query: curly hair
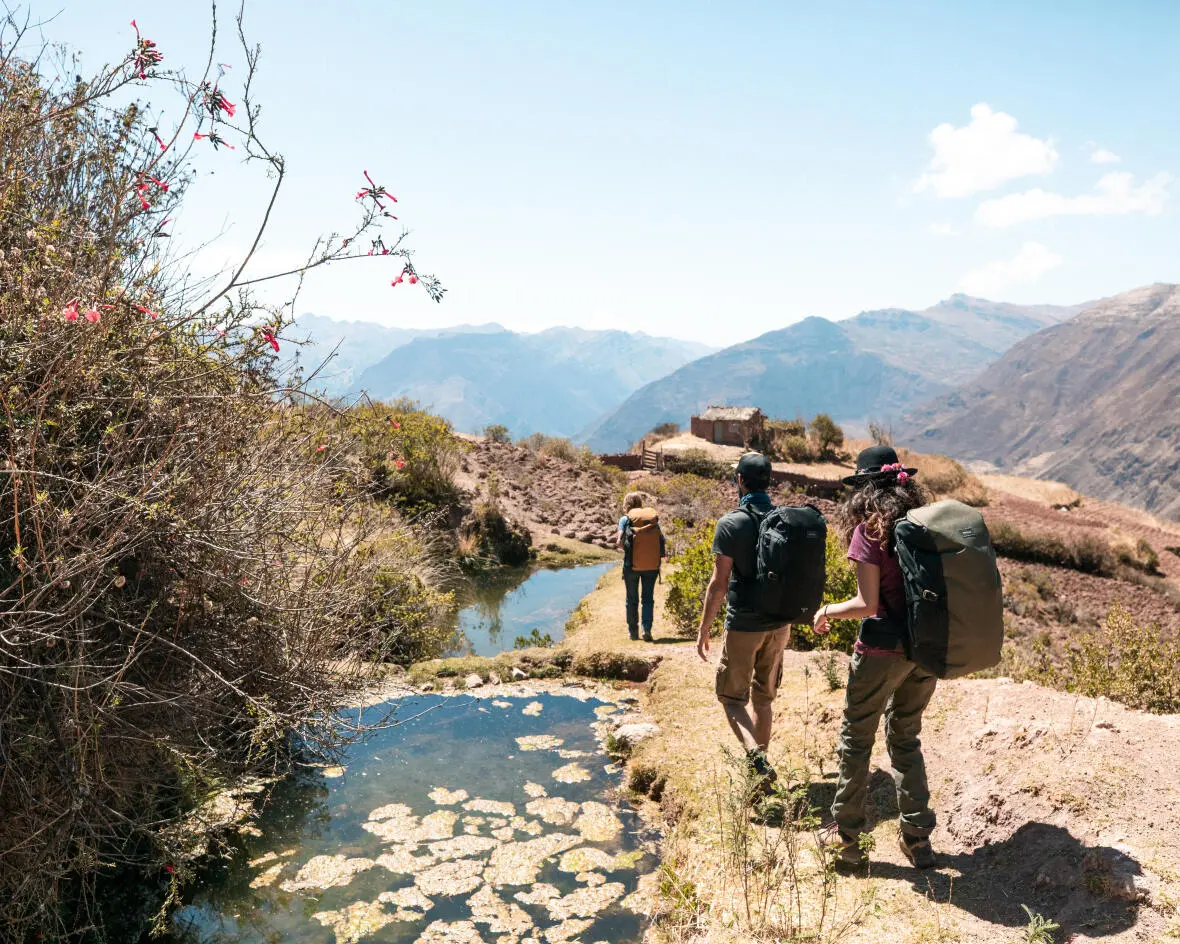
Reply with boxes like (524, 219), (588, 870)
(623, 491), (653, 512)
(836, 476), (928, 551)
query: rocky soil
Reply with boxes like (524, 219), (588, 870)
(455, 438), (624, 550)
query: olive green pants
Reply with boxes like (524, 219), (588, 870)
(832, 650), (938, 839)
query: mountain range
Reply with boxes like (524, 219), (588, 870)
(351, 327), (714, 439)
(898, 284), (1180, 520)
(283, 314), (506, 394)
(581, 295), (1084, 453)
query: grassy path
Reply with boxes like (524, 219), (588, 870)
(561, 565), (1180, 944)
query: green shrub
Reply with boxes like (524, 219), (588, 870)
(1063, 605), (1180, 713)
(791, 530), (860, 652)
(346, 400), (464, 516)
(665, 523), (859, 647)
(514, 628), (554, 649)
(808, 413), (844, 459)
(463, 499), (533, 567)
(484, 423), (511, 444)
(362, 564), (456, 664)
(989, 521), (1128, 576)
(665, 523), (725, 637)
(777, 434), (815, 462)
(665, 448), (734, 481)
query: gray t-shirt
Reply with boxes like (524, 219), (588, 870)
(712, 504), (785, 633)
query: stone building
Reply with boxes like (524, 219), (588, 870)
(689, 406), (765, 447)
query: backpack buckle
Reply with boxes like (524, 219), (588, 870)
(922, 589), (939, 602)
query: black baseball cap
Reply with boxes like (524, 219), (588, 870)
(735, 451), (772, 488)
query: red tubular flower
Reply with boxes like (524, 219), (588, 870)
(164, 864), (176, 875)
(408, 275), (418, 285)
(261, 328), (280, 352)
(316, 444), (327, 453)
(135, 303), (160, 320)
(395, 459), (406, 470)
(83, 308), (101, 324)
(62, 301), (80, 322)
(130, 20), (163, 79)
(391, 267), (406, 288)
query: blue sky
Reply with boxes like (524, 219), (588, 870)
(39, 0), (1180, 344)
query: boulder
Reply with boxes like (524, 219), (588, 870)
(610, 722), (660, 754)
(488, 672), (502, 685)
(464, 674), (485, 689)
(511, 667), (528, 681)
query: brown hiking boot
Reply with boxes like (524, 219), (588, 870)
(818, 824), (865, 867)
(898, 832), (937, 869)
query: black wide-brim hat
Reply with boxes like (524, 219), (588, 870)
(842, 444), (918, 487)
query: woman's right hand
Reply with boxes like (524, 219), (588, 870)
(812, 605), (831, 636)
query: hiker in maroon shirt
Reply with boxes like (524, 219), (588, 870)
(812, 445), (939, 870)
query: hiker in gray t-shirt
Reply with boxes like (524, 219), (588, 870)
(696, 452), (791, 795)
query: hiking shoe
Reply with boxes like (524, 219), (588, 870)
(628, 630), (639, 641)
(642, 631), (654, 642)
(746, 748), (779, 799)
(818, 824), (865, 867)
(898, 832), (937, 869)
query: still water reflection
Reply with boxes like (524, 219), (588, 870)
(167, 691), (658, 944)
(445, 562), (617, 658)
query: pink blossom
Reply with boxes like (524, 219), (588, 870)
(83, 308), (101, 324)
(135, 303), (160, 320)
(62, 301), (80, 322)
(395, 459), (406, 470)
(408, 275), (418, 285)
(316, 444), (327, 453)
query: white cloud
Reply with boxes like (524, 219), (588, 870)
(1089, 146), (1121, 165)
(959, 242), (1063, 297)
(928, 222), (959, 237)
(975, 171), (1171, 228)
(914, 103), (1059, 198)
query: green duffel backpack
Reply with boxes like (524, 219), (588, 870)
(893, 500), (1004, 679)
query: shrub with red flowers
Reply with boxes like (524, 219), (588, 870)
(0, 10), (449, 939)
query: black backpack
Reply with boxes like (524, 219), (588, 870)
(742, 504), (828, 623)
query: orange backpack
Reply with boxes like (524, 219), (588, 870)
(626, 507), (662, 572)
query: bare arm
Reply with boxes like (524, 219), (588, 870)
(813, 560), (880, 634)
(697, 554), (733, 661)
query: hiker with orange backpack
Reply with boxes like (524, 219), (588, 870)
(617, 492), (666, 641)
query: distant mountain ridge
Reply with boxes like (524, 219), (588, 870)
(897, 283), (1180, 520)
(582, 295), (1084, 452)
(283, 314), (506, 394)
(350, 326), (714, 439)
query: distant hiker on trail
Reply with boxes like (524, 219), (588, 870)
(696, 452), (827, 797)
(617, 492), (666, 642)
(813, 444), (939, 869)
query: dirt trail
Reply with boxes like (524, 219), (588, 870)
(562, 567), (1180, 943)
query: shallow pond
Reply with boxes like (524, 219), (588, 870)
(166, 691), (658, 944)
(445, 562), (617, 658)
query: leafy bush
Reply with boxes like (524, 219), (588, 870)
(630, 474), (731, 541)
(665, 523), (724, 636)
(651, 421), (681, 437)
(343, 401), (464, 516)
(1063, 605), (1180, 712)
(867, 421), (893, 446)
(665, 448), (734, 481)
(791, 530), (860, 651)
(515, 628), (555, 649)
(808, 413), (844, 459)
(484, 423), (511, 444)
(462, 498), (533, 567)
(665, 524), (859, 647)
(988, 521), (1136, 577)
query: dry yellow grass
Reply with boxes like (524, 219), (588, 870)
(559, 570), (1179, 943)
(979, 473), (1082, 508)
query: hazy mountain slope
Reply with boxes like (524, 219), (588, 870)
(582, 317), (948, 450)
(283, 314), (505, 394)
(899, 283), (1180, 520)
(584, 296), (1079, 452)
(352, 328), (713, 439)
